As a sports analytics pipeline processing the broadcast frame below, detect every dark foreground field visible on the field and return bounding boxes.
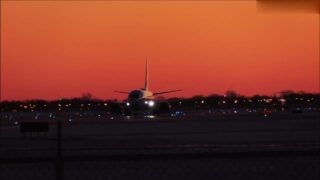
[1,112,319,180]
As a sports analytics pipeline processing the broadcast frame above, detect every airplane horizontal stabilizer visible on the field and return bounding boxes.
[153,89,182,96]
[114,91,130,94]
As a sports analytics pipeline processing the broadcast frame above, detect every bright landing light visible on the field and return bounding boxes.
[148,100,155,107]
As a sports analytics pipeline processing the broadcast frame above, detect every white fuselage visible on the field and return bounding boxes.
[126,89,156,109]
[128,89,154,101]
[118,59,180,114]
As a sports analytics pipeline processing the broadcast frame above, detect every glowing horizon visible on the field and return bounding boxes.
[1,1,319,101]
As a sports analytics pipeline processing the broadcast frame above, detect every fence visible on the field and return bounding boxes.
[1,146,320,180]
[1,119,320,180]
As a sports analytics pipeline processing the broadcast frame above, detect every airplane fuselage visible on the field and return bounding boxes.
[128,89,154,100]
[126,89,157,110]
[116,59,180,115]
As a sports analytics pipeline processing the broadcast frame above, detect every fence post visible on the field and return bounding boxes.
[56,119,64,180]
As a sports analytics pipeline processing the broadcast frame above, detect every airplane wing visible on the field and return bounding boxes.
[114,91,130,94]
[153,89,182,96]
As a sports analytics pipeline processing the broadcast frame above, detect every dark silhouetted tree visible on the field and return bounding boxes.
[81,93,93,100]
[225,90,238,99]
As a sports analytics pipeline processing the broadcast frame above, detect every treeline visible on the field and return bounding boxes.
[0,91,319,112]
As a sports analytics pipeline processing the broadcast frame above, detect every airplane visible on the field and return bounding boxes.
[115,59,181,115]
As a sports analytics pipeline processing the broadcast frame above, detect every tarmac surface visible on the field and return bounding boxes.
[1,112,319,179]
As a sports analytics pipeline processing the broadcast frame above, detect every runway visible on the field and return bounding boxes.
[1,112,319,157]
[1,112,319,180]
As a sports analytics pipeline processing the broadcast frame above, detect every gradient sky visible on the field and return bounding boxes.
[1,1,319,101]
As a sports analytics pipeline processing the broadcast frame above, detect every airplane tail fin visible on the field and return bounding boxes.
[144,58,149,91]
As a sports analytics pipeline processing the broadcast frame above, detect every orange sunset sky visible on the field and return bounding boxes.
[1,1,319,101]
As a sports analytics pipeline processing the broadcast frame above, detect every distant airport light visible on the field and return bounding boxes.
[234,100,238,104]
[148,100,155,107]
[201,100,205,104]
[126,102,130,106]
[279,98,286,105]
[144,100,148,104]
[146,115,155,119]
[104,103,108,106]
[266,99,273,103]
